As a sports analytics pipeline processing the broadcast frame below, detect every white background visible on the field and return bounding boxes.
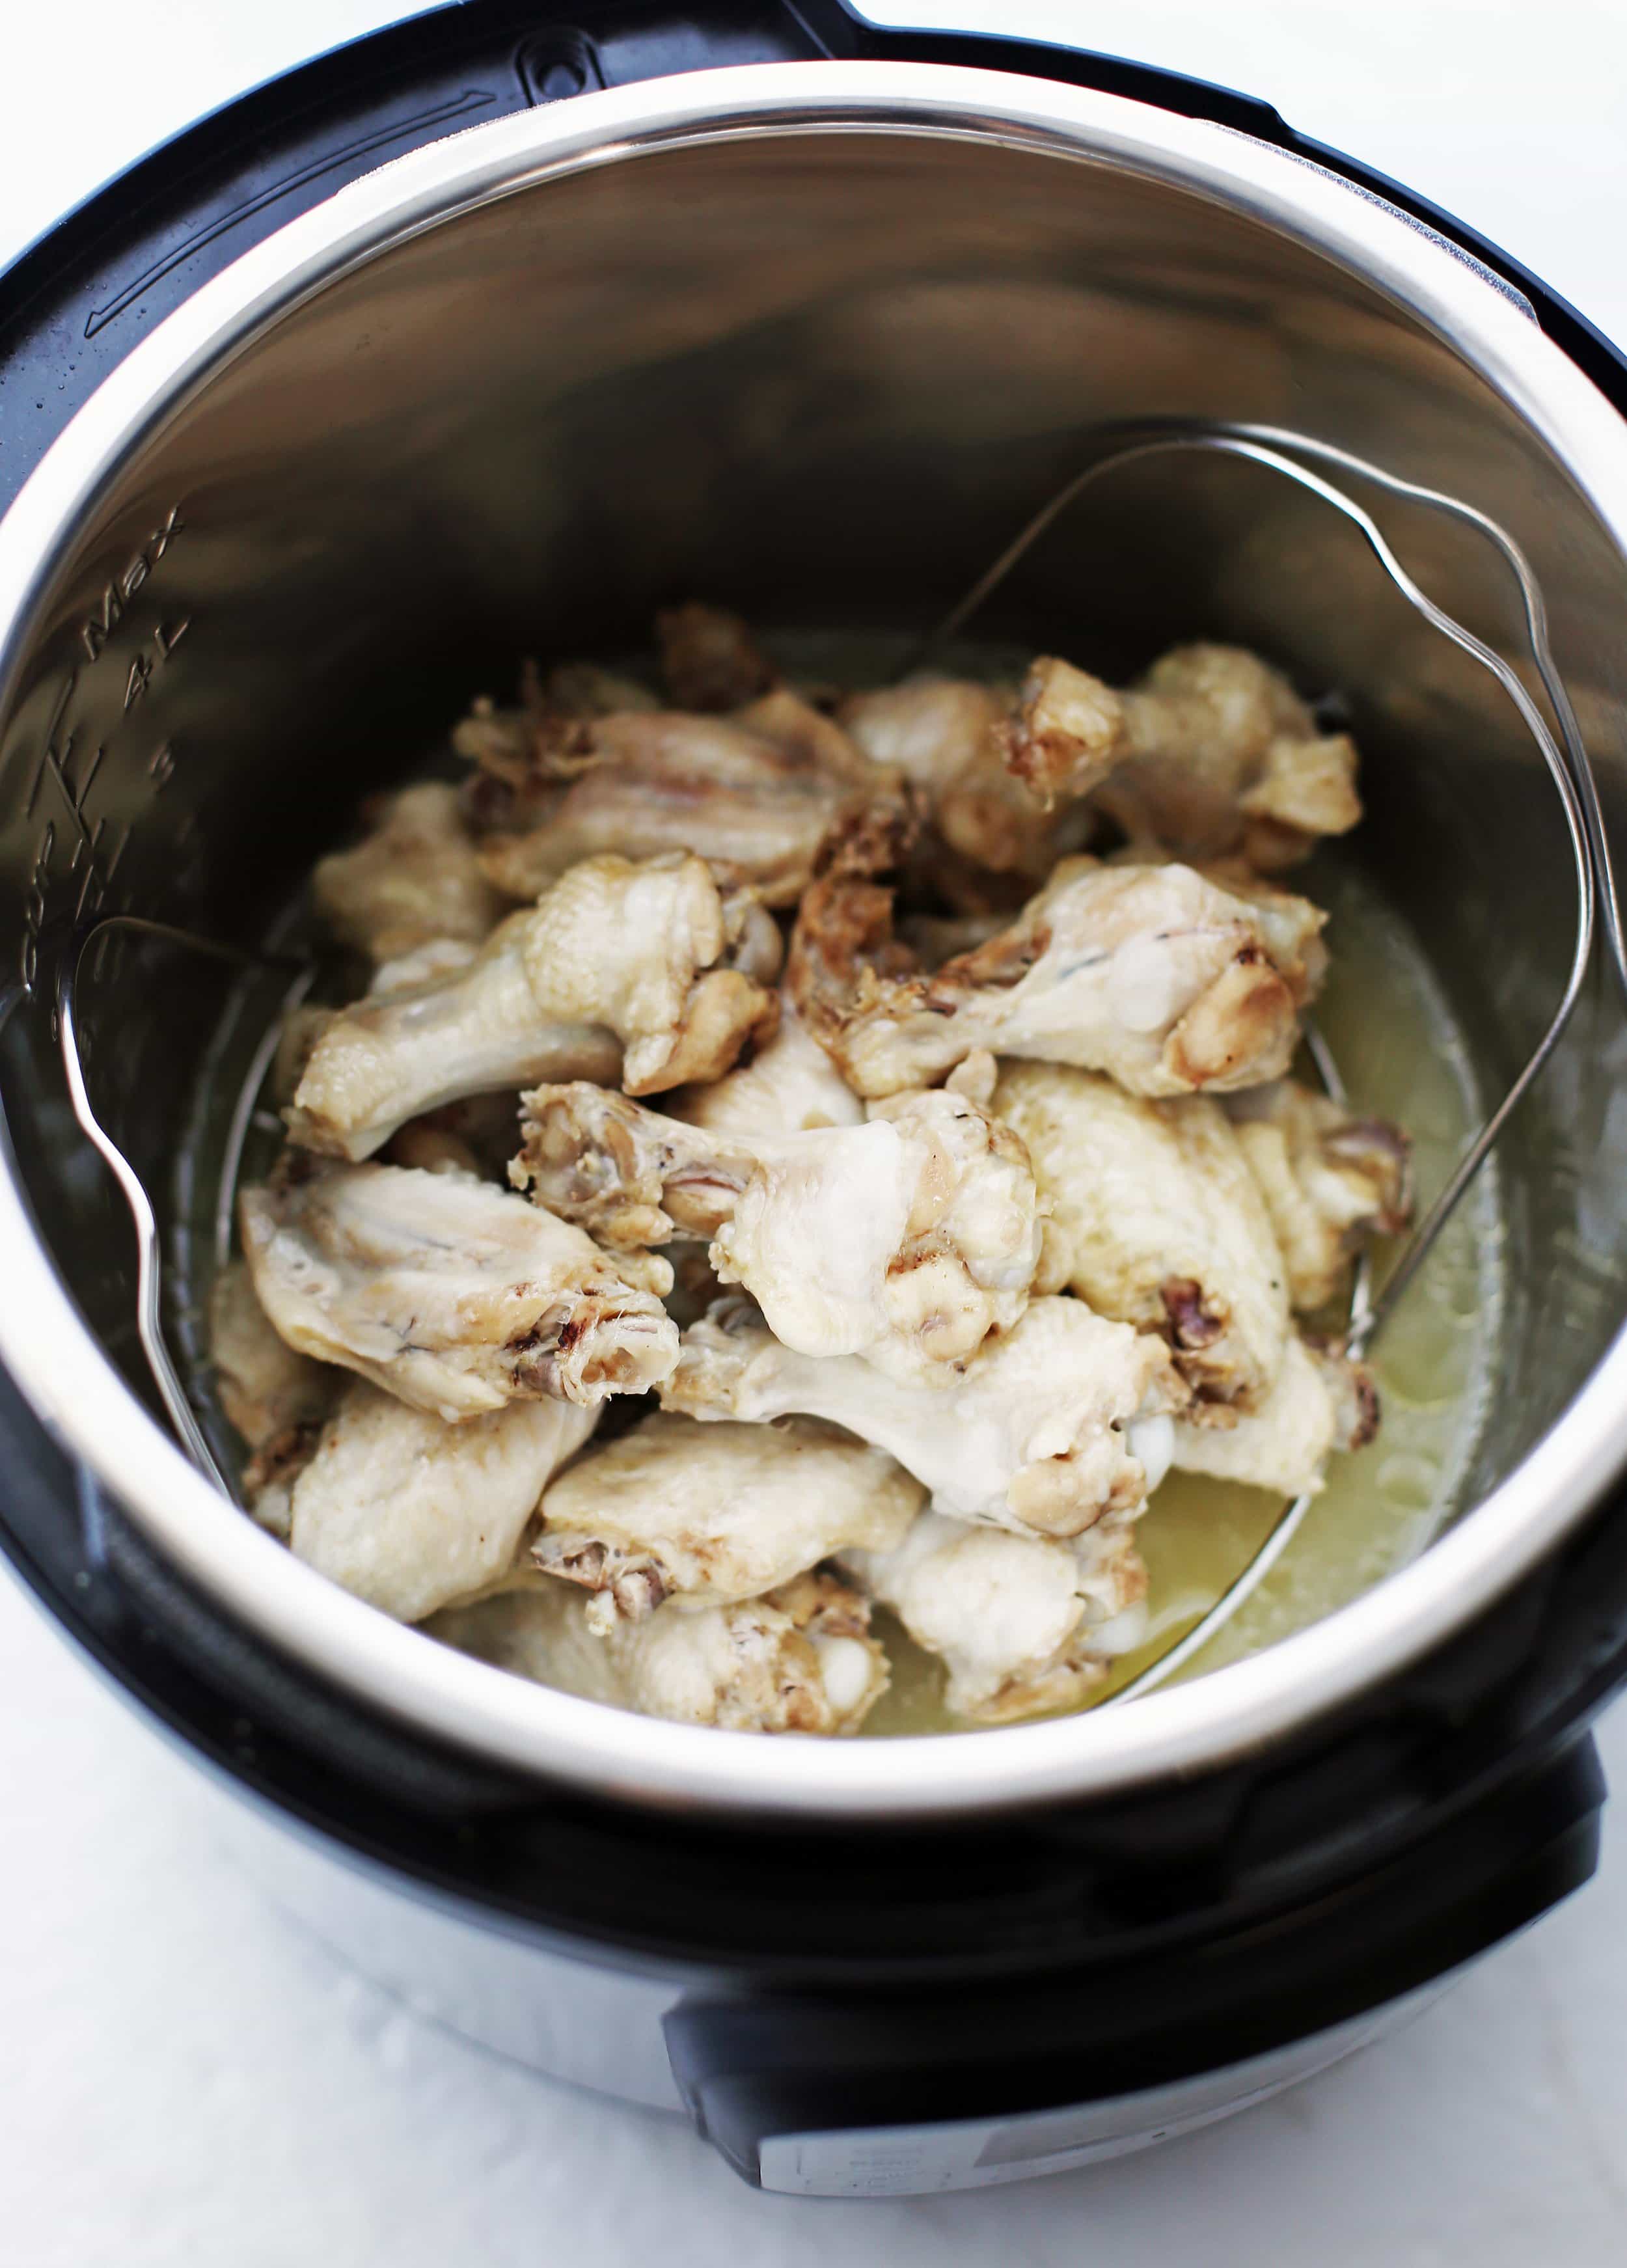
[3,4,1627,2263]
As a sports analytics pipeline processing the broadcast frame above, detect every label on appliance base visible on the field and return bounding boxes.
[757,1982,1447,2196]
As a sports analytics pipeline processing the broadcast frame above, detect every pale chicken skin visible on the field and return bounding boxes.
[464,707,873,909]
[999,655,1127,810]
[998,1061,1291,1416]
[239,1161,677,1422]
[429,1568,889,1734]
[208,1258,338,1452]
[216,612,1401,1738]
[266,1381,596,1624]
[311,782,507,964]
[532,1411,923,1628]
[839,1508,1148,1723]
[791,848,1326,1100]
[208,1258,342,1536]
[512,1082,1044,1378]
[1171,1334,1379,1497]
[1094,644,1362,873]
[286,853,777,1159]
[842,675,1046,879]
[1228,1079,1412,1311]
[662,1296,1183,1538]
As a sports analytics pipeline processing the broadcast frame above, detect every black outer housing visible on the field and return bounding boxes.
[1,0,1624,2183]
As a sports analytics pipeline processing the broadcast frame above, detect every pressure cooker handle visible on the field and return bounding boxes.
[664,1738,1604,2192]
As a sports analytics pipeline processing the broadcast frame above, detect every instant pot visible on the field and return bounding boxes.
[3,0,1627,2194]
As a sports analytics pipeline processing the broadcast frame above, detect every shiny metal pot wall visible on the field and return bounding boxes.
[1,62,1624,1818]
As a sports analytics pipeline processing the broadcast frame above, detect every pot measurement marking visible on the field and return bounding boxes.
[17,504,185,992]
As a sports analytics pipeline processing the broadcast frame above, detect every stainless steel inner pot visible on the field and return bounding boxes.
[2,61,1625,1819]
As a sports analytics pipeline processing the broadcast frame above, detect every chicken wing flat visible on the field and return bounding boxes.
[286,852,776,1159]
[1227,1079,1412,1310]
[532,1410,923,1627]
[310,782,508,964]
[838,1507,1147,1723]
[430,1567,888,1734]
[239,1160,677,1421]
[513,1082,1043,1376]
[998,1062,1290,1417]
[260,1380,595,1623]
[1089,644,1361,872]
[1171,1334,1379,1497]
[208,1257,339,1451]
[466,707,871,909]
[792,848,1326,1100]
[209,1259,342,1536]
[662,1296,1183,1538]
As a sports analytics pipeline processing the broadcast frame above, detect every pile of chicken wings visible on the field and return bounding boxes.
[213,607,1410,1735]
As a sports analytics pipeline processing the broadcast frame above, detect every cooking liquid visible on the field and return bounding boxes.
[179,635,1502,1739]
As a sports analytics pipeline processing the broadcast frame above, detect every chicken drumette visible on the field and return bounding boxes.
[512,1081,1043,1377]
[239,1160,677,1421]
[286,852,778,1160]
[662,1296,1183,1538]
[789,829,1326,1100]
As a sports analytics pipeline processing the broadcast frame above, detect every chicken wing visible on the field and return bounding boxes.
[286,853,776,1159]
[209,1259,342,1537]
[838,1507,1147,1722]
[997,1062,1290,1415]
[513,1082,1043,1376]
[841,673,1070,880]
[239,1160,677,1421]
[465,707,870,909]
[430,1568,888,1734]
[208,1257,338,1450]
[1227,1079,1412,1310]
[791,846,1325,1100]
[532,1410,923,1628]
[662,1296,1183,1538]
[310,782,508,964]
[262,1380,596,1623]
[1091,644,1362,872]
[1170,1335,1379,1497]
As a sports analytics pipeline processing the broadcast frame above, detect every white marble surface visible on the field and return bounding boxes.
[3,4,1627,2262]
